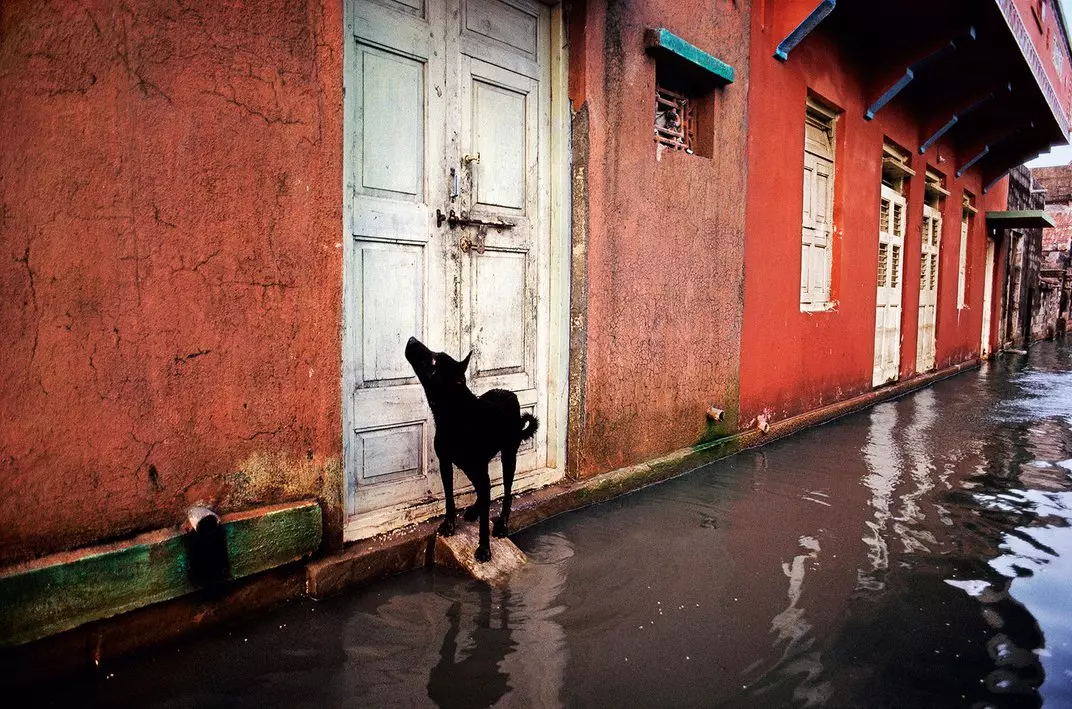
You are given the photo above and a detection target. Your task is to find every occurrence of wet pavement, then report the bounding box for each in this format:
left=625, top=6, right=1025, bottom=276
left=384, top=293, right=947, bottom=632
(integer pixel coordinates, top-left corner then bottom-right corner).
left=38, top=341, right=1072, bottom=707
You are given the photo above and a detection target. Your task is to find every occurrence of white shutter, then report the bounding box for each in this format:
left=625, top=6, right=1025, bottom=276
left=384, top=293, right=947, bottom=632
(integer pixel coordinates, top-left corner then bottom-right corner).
left=957, top=217, right=968, bottom=309
left=801, top=101, right=835, bottom=310
left=801, top=152, right=833, bottom=307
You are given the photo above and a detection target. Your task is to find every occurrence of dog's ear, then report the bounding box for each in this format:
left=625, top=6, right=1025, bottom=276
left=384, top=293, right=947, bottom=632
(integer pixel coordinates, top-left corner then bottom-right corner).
left=459, top=351, right=472, bottom=373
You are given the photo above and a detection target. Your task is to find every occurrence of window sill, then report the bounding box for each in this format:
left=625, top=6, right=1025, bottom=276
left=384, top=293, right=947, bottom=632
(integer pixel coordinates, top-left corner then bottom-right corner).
left=800, top=301, right=837, bottom=313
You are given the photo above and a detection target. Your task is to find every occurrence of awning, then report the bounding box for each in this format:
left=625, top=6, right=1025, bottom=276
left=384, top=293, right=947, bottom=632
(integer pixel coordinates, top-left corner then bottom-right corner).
left=984, top=210, right=1056, bottom=228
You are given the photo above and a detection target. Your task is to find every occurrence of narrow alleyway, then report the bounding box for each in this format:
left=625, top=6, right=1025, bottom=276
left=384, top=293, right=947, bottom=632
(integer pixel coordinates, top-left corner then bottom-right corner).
left=40, top=341, right=1072, bottom=708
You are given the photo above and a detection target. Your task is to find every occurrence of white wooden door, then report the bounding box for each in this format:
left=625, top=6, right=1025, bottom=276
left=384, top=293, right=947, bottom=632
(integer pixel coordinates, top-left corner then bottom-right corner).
left=916, top=205, right=941, bottom=372
left=873, top=186, right=906, bottom=387
left=344, top=0, right=555, bottom=540
left=981, top=237, right=995, bottom=357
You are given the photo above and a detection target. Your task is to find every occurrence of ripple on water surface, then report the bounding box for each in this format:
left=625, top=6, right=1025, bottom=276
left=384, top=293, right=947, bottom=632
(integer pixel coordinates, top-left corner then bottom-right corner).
left=38, top=342, right=1072, bottom=708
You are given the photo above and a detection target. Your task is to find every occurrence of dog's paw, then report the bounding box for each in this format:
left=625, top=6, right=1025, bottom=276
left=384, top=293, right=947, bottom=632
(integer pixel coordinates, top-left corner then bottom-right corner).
left=463, top=504, right=480, bottom=522
left=437, top=518, right=456, bottom=537
left=475, top=545, right=491, bottom=563
left=492, top=518, right=508, bottom=538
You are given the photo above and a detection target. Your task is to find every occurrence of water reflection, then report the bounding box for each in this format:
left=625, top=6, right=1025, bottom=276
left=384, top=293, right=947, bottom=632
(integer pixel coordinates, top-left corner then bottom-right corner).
left=427, top=592, right=515, bottom=708
left=859, top=403, right=901, bottom=592
left=34, top=342, right=1072, bottom=708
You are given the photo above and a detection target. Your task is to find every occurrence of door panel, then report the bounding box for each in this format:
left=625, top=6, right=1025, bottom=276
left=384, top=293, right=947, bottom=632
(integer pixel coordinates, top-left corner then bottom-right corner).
left=460, top=50, right=544, bottom=422
left=359, top=48, right=424, bottom=197
left=917, top=205, right=940, bottom=372
left=346, top=0, right=449, bottom=530
left=874, top=186, right=905, bottom=387
left=981, top=238, right=995, bottom=356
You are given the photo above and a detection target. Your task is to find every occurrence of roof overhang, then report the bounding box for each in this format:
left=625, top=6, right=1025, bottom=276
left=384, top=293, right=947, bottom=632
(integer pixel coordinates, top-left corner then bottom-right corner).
left=985, top=209, right=1057, bottom=228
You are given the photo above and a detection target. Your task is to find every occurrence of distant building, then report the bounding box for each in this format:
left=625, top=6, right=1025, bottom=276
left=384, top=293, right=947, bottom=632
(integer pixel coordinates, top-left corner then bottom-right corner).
left=1030, top=164, right=1072, bottom=337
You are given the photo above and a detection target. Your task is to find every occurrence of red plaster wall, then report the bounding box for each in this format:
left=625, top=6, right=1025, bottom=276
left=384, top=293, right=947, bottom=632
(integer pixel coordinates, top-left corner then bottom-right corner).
left=570, top=0, right=751, bottom=476
left=0, top=1, right=344, bottom=565
left=739, top=13, right=1001, bottom=426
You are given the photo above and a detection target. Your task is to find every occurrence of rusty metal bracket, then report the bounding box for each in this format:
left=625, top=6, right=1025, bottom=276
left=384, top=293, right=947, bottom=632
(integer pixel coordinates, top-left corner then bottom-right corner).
left=436, top=209, right=514, bottom=231
left=459, top=231, right=486, bottom=255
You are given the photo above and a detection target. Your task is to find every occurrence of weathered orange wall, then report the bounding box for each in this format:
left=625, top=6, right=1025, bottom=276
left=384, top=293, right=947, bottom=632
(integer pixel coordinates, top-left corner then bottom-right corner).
left=0, top=1, right=344, bottom=565
left=739, top=13, right=1000, bottom=427
left=569, top=0, right=751, bottom=477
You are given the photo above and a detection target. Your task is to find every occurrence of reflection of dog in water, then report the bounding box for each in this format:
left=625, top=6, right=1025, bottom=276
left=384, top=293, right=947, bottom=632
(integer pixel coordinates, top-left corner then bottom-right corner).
left=427, top=589, right=517, bottom=709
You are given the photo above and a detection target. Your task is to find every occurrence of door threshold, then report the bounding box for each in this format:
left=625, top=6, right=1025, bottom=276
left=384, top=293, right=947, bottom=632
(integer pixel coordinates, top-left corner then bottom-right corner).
left=343, top=466, right=564, bottom=542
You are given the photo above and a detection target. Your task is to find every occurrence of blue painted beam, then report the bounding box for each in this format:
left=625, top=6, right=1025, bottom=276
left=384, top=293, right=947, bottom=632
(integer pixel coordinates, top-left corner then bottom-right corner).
left=956, top=146, right=990, bottom=178
left=866, top=27, right=976, bottom=120
left=774, top=0, right=837, bottom=62
left=919, top=83, right=1013, bottom=155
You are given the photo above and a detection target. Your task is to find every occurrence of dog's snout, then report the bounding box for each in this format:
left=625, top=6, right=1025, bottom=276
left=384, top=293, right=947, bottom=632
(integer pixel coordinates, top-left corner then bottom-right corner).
left=407, top=336, right=417, bottom=346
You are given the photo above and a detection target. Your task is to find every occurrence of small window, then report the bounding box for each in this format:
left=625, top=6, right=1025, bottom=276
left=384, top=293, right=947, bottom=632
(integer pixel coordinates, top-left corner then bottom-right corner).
left=801, top=97, right=838, bottom=310
left=654, top=85, right=695, bottom=152
left=652, top=68, right=714, bottom=158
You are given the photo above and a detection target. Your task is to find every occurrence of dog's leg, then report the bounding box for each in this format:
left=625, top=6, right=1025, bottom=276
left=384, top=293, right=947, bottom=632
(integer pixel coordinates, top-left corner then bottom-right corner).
left=473, top=463, right=492, bottom=562
left=493, top=446, right=517, bottom=538
left=437, top=457, right=457, bottom=537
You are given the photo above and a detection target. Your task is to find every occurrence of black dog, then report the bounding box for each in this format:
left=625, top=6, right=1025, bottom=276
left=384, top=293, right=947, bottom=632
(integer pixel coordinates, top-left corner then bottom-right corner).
left=405, top=336, right=539, bottom=562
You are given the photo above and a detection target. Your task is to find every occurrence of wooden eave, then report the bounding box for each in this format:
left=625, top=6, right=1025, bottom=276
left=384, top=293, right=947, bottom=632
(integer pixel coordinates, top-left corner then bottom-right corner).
left=985, top=210, right=1056, bottom=228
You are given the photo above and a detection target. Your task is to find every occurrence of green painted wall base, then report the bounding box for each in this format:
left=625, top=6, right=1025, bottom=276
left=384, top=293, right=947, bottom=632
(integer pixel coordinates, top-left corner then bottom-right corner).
left=0, top=501, right=322, bottom=647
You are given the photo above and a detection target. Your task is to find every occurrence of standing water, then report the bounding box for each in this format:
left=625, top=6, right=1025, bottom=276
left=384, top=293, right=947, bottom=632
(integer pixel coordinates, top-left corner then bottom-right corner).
left=40, top=342, right=1072, bottom=707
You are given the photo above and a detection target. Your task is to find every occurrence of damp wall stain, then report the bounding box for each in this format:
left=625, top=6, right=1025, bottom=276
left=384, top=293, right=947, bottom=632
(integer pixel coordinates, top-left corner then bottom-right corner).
left=570, top=0, right=752, bottom=477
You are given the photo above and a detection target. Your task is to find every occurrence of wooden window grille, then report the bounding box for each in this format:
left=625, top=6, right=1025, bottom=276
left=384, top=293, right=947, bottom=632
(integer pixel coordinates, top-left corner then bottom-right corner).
left=930, top=254, right=938, bottom=291
left=878, top=243, right=889, bottom=287
left=893, top=202, right=903, bottom=236
left=655, top=86, right=695, bottom=152
left=891, top=245, right=901, bottom=287
left=880, top=200, right=890, bottom=233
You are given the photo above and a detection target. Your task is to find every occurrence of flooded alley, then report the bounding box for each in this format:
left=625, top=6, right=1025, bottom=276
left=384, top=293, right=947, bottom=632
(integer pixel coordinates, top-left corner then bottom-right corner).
left=40, top=341, right=1072, bottom=708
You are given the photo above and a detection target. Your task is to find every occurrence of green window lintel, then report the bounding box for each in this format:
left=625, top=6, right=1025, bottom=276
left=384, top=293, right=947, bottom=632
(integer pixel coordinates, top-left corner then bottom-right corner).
left=645, top=28, right=734, bottom=86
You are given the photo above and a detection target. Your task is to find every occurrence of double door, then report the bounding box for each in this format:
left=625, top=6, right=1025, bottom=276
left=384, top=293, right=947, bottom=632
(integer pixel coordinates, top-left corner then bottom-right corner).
left=344, top=0, right=555, bottom=538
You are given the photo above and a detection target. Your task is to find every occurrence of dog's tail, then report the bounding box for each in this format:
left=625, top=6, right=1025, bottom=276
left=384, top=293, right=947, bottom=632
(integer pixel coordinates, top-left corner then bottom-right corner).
left=519, top=413, right=540, bottom=441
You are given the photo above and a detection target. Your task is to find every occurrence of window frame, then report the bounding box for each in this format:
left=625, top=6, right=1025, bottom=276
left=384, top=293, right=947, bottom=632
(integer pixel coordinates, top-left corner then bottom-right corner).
left=800, top=97, right=839, bottom=312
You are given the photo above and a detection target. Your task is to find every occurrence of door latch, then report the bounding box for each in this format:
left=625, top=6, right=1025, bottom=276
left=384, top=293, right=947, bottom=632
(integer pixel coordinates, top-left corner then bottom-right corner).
left=435, top=209, right=514, bottom=231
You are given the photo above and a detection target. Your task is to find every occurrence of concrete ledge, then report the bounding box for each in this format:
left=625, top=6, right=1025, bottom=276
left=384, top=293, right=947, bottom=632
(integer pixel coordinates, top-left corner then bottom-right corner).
left=307, top=360, right=981, bottom=598
left=0, top=500, right=322, bottom=647
left=0, top=564, right=305, bottom=690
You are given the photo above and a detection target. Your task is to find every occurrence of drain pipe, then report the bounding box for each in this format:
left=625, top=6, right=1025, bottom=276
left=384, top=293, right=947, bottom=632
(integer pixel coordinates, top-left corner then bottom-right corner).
left=187, top=506, right=220, bottom=534
left=184, top=506, right=229, bottom=585
left=706, top=406, right=726, bottom=422
left=756, top=415, right=771, bottom=434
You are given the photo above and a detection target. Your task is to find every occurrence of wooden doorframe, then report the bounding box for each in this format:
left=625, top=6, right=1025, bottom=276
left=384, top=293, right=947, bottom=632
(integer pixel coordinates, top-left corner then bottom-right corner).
left=339, top=1, right=571, bottom=540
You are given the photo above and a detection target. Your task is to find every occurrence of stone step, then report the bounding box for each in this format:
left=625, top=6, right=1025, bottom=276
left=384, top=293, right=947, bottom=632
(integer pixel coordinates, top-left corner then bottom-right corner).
left=433, top=524, right=527, bottom=587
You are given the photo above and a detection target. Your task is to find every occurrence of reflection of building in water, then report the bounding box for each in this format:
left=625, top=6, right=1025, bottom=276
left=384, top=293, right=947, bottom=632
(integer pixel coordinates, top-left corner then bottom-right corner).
left=858, top=404, right=902, bottom=591
left=428, top=533, right=571, bottom=708
left=498, top=533, right=570, bottom=708
left=337, top=534, right=570, bottom=708
left=894, top=389, right=939, bottom=554
left=758, top=535, right=831, bottom=708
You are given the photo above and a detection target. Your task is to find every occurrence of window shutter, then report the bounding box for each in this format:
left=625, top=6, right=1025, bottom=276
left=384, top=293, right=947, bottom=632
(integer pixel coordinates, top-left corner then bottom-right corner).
left=801, top=99, right=836, bottom=308
left=957, top=217, right=968, bottom=308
